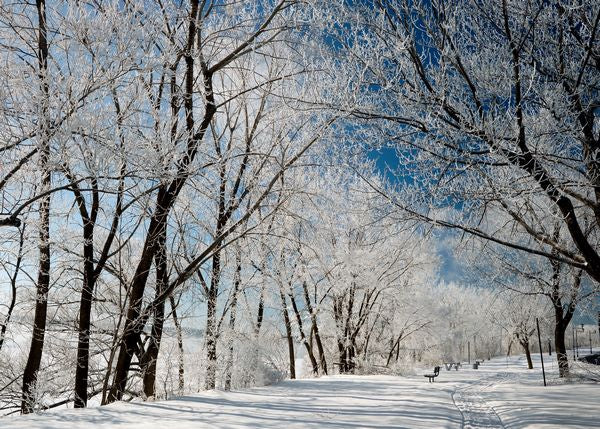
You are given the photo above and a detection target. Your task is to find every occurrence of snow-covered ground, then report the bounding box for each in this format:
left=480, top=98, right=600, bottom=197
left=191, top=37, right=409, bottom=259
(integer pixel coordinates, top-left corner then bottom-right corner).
left=2, top=353, right=598, bottom=429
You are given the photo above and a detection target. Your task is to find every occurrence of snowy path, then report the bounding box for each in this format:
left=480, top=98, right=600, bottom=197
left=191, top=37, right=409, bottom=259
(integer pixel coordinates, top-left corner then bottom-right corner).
left=443, top=354, right=598, bottom=429
left=2, top=354, right=598, bottom=428
left=451, top=373, right=506, bottom=429
left=2, top=376, right=462, bottom=429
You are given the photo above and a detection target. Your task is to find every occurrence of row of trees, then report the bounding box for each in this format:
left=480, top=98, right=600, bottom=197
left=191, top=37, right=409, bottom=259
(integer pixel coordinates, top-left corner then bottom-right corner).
left=320, top=0, right=600, bottom=376
left=0, top=0, right=340, bottom=413
left=1, top=0, right=599, bottom=416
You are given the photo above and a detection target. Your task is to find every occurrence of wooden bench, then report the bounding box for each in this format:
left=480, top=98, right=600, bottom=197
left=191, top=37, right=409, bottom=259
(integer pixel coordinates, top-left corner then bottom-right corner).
left=424, top=366, right=440, bottom=382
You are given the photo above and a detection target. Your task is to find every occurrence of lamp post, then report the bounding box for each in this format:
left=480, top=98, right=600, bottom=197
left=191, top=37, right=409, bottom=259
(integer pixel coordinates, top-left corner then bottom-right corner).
left=575, top=324, right=584, bottom=358
left=576, top=325, right=579, bottom=358
left=572, top=325, right=576, bottom=360
left=536, top=318, right=547, bottom=387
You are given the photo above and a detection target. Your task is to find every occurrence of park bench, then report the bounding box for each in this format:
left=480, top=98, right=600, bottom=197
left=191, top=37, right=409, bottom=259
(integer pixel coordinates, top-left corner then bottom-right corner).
left=424, top=366, right=440, bottom=382
left=444, top=362, right=461, bottom=371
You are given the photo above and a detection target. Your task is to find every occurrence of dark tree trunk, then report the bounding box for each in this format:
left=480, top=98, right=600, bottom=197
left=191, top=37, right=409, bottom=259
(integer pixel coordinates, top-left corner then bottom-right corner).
left=555, top=321, right=570, bottom=377
left=224, top=254, right=241, bottom=391
left=107, top=212, right=165, bottom=402
left=101, top=267, right=129, bottom=405
left=338, top=343, right=356, bottom=374
left=205, top=109, right=232, bottom=390
left=21, top=0, right=50, bottom=414
left=333, top=295, right=348, bottom=373
left=521, top=340, right=533, bottom=369
left=141, top=224, right=168, bottom=399
left=302, top=281, right=326, bottom=374
left=337, top=283, right=357, bottom=374
left=141, top=302, right=166, bottom=399
left=289, top=291, right=318, bottom=375
left=205, top=257, right=220, bottom=390
left=74, top=220, right=95, bottom=407
left=205, top=158, right=229, bottom=390
left=170, top=296, right=185, bottom=394
left=106, top=0, right=217, bottom=403
left=549, top=257, right=577, bottom=378
left=386, top=334, right=403, bottom=367
left=278, top=285, right=295, bottom=380
left=255, top=285, right=265, bottom=337
left=73, top=108, right=124, bottom=407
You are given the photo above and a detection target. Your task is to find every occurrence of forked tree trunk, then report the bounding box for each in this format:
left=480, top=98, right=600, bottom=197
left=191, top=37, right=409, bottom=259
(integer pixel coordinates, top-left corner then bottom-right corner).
left=141, top=224, right=168, bottom=399
left=549, top=258, right=577, bottom=378
left=302, top=281, right=327, bottom=375
left=74, top=95, right=125, bottom=408
left=386, top=333, right=403, bottom=367
left=106, top=0, right=217, bottom=403
left=289, top=291, right=318, bottom=375
left=107, top=200, right=170, bottom=402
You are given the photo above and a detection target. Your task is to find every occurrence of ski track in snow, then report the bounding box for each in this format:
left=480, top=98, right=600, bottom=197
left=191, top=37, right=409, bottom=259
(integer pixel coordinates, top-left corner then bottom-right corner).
left=451, top=373, right=509, bottom=429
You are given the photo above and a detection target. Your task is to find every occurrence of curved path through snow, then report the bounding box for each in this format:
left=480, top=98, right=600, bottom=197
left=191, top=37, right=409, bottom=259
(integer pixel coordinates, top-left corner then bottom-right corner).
left=2, top=354, right=598, bottom=428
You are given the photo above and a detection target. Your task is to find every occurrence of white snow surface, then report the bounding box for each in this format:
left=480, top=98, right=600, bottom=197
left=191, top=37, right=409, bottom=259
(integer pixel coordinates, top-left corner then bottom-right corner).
left=2, top=353, right=598, bottom=429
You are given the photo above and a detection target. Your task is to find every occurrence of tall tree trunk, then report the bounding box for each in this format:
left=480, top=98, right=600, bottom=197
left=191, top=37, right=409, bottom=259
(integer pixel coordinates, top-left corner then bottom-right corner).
left=205, top=285, right=219, bottom=389
left=140, top=304, right=166, bottom=399
left=241, top=282, right=266, bottom=387
left=205, top=248, right=221, bottom=390
left=101, top=277, right=128, bottom=405
left=21, top=0, right=50, bottom=414
left=347, top=344, right=356, bottom=373
left=302, top=281, right=326, bottom=375
left=339, top=283, right=356, bottom=374
left=278, top=285, right=295, bottom=380
left=75, top=106, right=124, bottom=407
left=521, top=340, right=533, bottom=369
left=74, top=219, right=95, bottom=407
left=224, top=253, right=241, bottom=391
left=106, top=0, right=217, bottom=403
left=333, top=296, right=345, bottom=373
left=107, top=213, right=164, bottom=402
left=170, top=295, right=185, bottom=395
left=555, top=321, right=570, bottom=377
left=289, top=291, right=318, bottom=375
left=141, top=224, right=168, bottom=399
left=549, top=258, right=578, bottom=377
left=386, top=333, right=403, bottom=367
